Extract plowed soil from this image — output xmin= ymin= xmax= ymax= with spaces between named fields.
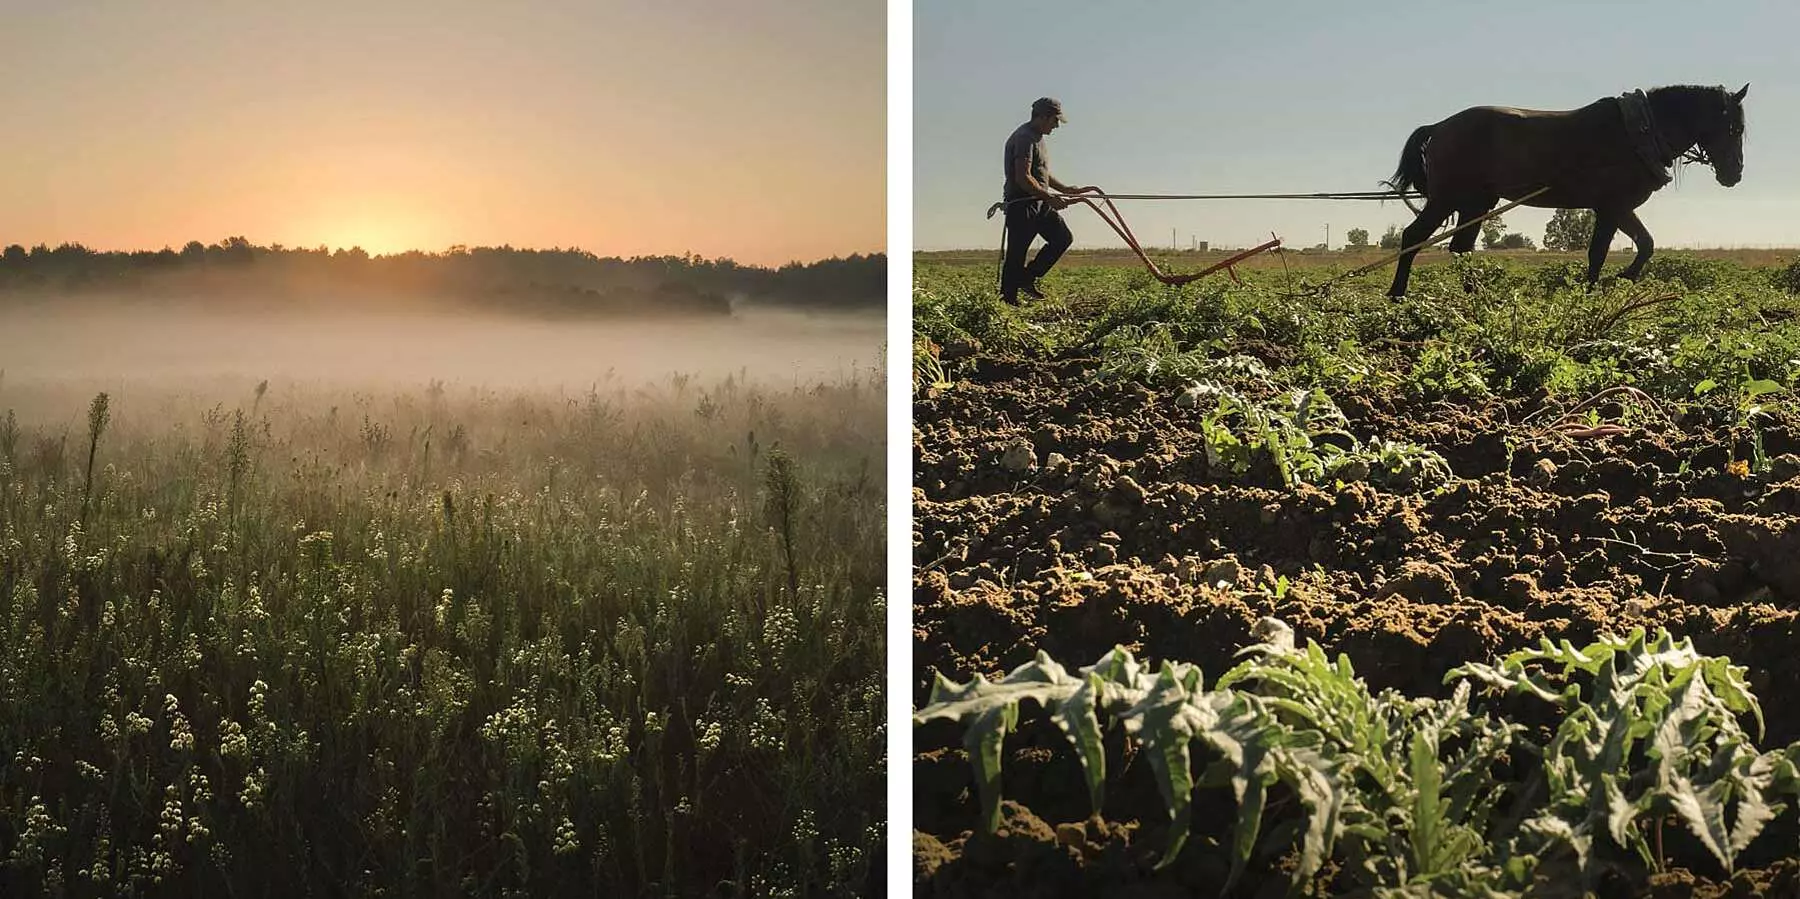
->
xmin=913 ymin=353 xmax=1800 ymax=898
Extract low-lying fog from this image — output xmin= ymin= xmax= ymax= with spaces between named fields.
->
xmin=0 ymin=298 xmax=885 ymax=403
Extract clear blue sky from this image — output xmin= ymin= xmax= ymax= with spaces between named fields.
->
xmin=914 ymin=1 xmax=1800 ymax=252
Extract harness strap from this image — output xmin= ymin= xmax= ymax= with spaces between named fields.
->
xmin=1619 ymin=90 xmax=1675 ymax=186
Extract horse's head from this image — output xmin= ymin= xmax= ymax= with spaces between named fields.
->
xmin=1699 ymin=83 xmax=1748 ymax=187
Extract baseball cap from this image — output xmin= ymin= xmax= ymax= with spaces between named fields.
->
xmin=1032 ymin=97 xmax=1066 ymax=122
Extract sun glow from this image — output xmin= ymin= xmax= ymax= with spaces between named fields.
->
xmin=311 ymin=218 xmax=434 ymax=257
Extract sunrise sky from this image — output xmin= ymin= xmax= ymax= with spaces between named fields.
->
xmin=0 ymin=0 xmax=884 ymax=265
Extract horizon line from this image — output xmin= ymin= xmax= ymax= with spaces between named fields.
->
xmin=912 ymin=244 xmax=1800 ymax=254
xmin=0 ymin=239 xmax=887 ymax=268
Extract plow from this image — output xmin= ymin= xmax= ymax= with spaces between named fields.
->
xmin=989 ymin=183 xmax=1554 ymax=291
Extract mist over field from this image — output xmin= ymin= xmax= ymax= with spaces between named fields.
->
xmin=0 ymin=296 xmax=884 ymax=421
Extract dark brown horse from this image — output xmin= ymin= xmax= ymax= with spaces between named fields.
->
xmin=1382 ymin=83 xmax=1748 ymax=298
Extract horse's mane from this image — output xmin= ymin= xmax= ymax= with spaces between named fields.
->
xmin=1646 ymin=83 xmax=1740 ymax=124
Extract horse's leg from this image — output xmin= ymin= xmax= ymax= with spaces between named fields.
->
xmin=1448 ymin=200 xmax=1495 ymax=255
xmin=1386 ymin=198 xmax=1455 ymax=299
xmin=1614 ymin=210 xmax=1654 ymax=281
xmin=1585 ymin=211 xmax=1619 ymax=287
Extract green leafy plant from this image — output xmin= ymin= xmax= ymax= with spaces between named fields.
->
xmin=916 ymin=622 xmax=1800 ymax=896
xmin=1408 ymin=342 xmax=1493 ymax=401
xmin=1695 ymin=374 xmax=1784 ymax=474
xmin=1190 ymin=389 xmax=1452 ymax=491
xmin=1098 ymin=324 xmax=1274 ymax=390
xmin=913 ymin=337 xmax=954 ymax=393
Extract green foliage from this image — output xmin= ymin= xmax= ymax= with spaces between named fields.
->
xmin=912 ymin=336 xmax=953 ymax=393
xmin=764 ymin=445 xmax=803 ymax=597
xmin=913 ymin=250 xmax=1796 ymax=408
xmin=1346 ymin=228 xmax=1371 ymax=249
xmin=1408 ymin=342 xmax=1492 ymax=401
xmin=1641 ymin=254 xmax=1733 ymax=290
xmin=1189 ymin=389 xmax=1453 ymax=492
xmin=1099 ymin=325 xmax=1272 ymax=389
xmin=1695 ymin=374 xmax=1787 ymax=473
xmin=1450 ymin=629 xmax=1790 ymax=879
xmin=917 ymin=623 xmax=1800 ymax=896
xmin=0 ymin=378 xmax=885 ymax=897
xmin=912 ymin=282 xmax=1050 ymax=359
xmin=1543 ymin=208 xmax=1596 ymax=252
xmin=1773 ymin=257 xmax=1800 ymax=294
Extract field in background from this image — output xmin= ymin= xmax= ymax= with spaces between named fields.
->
xmin=917 ymin=244 xmax=1800 ymax=273
xmin=911 ymin=251 xmax=1800 ymax=895
xmin=1 ymin=366 xmax=885 ymax=897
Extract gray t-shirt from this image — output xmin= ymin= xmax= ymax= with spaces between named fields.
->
xmin=1002 ymin=122 xmax=1048 ymax=202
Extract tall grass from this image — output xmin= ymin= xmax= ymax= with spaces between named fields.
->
xmin=0 ymin=371 xmax=885 ymax=897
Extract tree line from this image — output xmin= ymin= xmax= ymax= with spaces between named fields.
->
xmin=1345 ymin=208 xmax=1599 ymax=252
xmin=0 ymin=239 xmax=885 ymax=314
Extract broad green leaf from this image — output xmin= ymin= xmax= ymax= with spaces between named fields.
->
xmin=966 ymin=702 xmax=1017 ymax=834
xmin=1602 ymin=774 xmax=1649 ymax=865
xmin=1227 ymin=743 xmax=1270 ymax=889
xmin=913 ymin=651 xmax=1090 ymax=835
xmin=1728 ymin=776 xmax=1780 ymax=862
xmin=1410 ymin=726 xmax=1447 ymax=873
xmin=1701 ymin=657 xmax=1763 ymax=740
xmin=1741 ymin=378 xmax=1783 ymax=398
xmin=1048 ymin=674 xmax=1107 ymax=814
xmin=1121 ymin=662 xmax=1209 ymax=870
xmin=1668 ymin=775 xmax=1741 ymax=872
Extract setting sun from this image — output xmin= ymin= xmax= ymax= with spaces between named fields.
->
xmin=310 ymin=212 xmax=439 ymax=257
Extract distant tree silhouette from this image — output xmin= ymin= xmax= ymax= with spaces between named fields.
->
xmin=0 ymin=238 xmax=885 ymax=314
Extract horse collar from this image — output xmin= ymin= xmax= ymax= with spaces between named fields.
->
xmin=1618 ymin=90 xmax=1674 ymax=187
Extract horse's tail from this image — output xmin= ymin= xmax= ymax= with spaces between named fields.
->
xmin=1383 ymin=124 xmax=1435 ymax=213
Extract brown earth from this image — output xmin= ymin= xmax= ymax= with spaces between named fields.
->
xmin=912 ymin=353 xmax=1800 ymax=897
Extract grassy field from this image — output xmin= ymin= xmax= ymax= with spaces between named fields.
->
xmin=0 ymin=370 xmax=885 ymax=897
xmin=915 ymin=244 xmax=1800 ymax=273
xmin=911 ymin=249 xmax=1800 ymax=896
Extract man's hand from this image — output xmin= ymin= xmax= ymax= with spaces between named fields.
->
xmin=1047 ymin=196 xmax=1072 ymax=210
xmin=1065 ymin=185 xmax=1101 ymax=195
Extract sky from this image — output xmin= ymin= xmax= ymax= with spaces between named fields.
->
xmin=0 ymin=0 xmax=884 ymax=265
xmin=914 ymin=1 xmax=1800 ymax=252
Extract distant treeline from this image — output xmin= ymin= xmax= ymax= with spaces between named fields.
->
xmin=0 ymin=239 xmax=884 ymax=316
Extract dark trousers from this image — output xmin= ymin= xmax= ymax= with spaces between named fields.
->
xmin=1000 ymin=199 xmax=1072 ymax=300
